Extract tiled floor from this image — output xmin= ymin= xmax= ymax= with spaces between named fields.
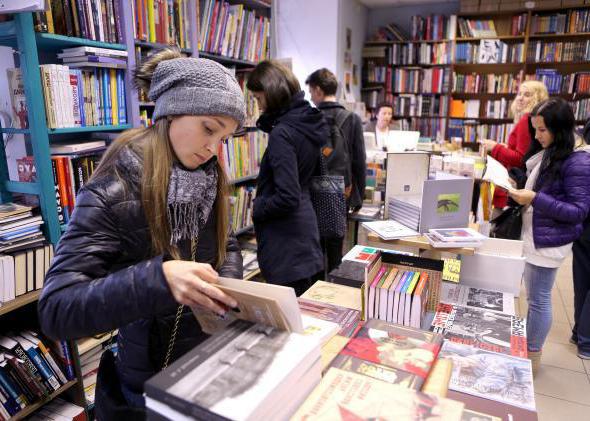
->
xmin=517 ymin=256 xmax=590 ymax=420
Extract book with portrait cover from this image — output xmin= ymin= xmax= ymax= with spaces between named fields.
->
xmin=438 ymin=341 xmax=535 ymax=412
xmin=291 ymin=367 xmax=464 ymax=421
xmin=144 ymin=320 xmax=322 ymax=421
xmin=330 ymin=319 xmax=443 ymax=389
xmin=430 ymin=303 xmax=526 ymax=358
xmin=440 ymin=283 xmax=515 ymax=315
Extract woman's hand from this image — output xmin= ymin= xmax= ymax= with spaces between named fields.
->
xmin=162 ymin=260 xmax=237 ymax=315
xmin=482 ymin=139 xmax=499 ymax=153
xmin=509 ymin=189 xmax=536 ymax=206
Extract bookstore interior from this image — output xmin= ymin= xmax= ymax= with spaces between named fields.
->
xmin=0 ymin=0 xmax=590 ymax=419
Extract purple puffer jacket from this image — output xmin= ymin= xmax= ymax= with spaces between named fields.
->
xmin=532 ymin=149 xmax=590 ymax=248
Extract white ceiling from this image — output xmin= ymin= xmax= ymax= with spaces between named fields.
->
xmin=358 ymin=0 xmax=457 ymax=8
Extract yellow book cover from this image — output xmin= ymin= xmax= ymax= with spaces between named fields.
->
xmin=109 ymin=69 xmax=118 ymax=126
xmin=178 ymin=0 xmax=185 ymax=48
xmin=302 ymin=280 xmax=362 ymax=312
xmin=147 ymin=0 xmax=156 ymax=42
xmin=421 ymin=358 xmax=453 ymax=398
xmin=46 ymin=1 xmax=55 ymax=33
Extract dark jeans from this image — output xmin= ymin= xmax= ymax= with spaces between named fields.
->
xmin=320 ymin=236 xmax=344 ymax=279
xmin=572 ymin=232 xmax=590 ymax=352
xmin=287 ymin=277 xmax=315 ymax=297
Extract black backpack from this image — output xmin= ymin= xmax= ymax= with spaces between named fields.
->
xmin=322 ymin=109 xmax=352 ymax=187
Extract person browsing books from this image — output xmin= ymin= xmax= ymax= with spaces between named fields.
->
xmin=38 ymin=49 xmax=246 ymax=417
xmin=482 ymin=81 xmax=549 ymax=218
xmin=506 ymin=98 xmax=590 ymax=375
xmin=247 ymin=60 xmax=326 ymax=296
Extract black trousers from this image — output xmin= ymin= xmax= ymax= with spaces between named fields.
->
xmin=320 ymin=236 xmax=344 ymax=278
xmin=287 ymin=277 xmax=315 ymax=297
xmin=572 ymin=231 xmax=590 ymax=352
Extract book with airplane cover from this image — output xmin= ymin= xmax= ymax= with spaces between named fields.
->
xmin=438 ymin=341 xmax=535 ymax=411
xmin=297 ymin=298 xmax=361 ymax=338
xmin=291 ymin=367 xmax=464 ymax=421
xmin=145 ymin=320 xmax=321 ymax=421
xmin=430 ymin=303 xmax=526 ymax=357
xmin=332 ymin=319 xmax=443 ymax=389
xmin=440 ymin=283 xmax=515 ymax=315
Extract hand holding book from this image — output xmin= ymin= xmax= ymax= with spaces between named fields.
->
xmin=162 ymin=261 xmax=238 ymax=316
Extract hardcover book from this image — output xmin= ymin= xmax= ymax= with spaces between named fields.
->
xmin=301 ymin=281 xmax=362 ymax=312
xmin=291 ymin=367 xmax=464 ymax=421
xmin=430 ymin=303 xmax=526 ymax=357
xmin=439 ymin=341 xmax=535 ymax=411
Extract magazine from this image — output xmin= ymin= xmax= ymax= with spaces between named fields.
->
xmin=291 ymin=367 xmax=464 ymax=421
xmin=439 ymin=341 xmax=535 ymax=411
xmin=441 ymin=283 xmax=515 ymax=315
xmin=430 ymin=303 xmax=526 ymax=357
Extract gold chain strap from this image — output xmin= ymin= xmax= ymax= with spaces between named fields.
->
xmin=162 ymin=239 xmax=198 ymax=369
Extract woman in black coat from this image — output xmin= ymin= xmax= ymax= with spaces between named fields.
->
xmin=38 ymin=49 xmax=245 ymax=417
xmin=247 ymin=61 xmax=327 ymax=295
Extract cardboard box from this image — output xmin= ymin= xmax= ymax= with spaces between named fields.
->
xmin=479 ymin=2 xmax=500 ymax=11
xmin=499 ymin=0 xmax=526 ymax=10
xmin=562 ymin=0 xmax=584 ymax=6
xmin=460 ymin=0 xmax=480 ymax=12
xmin=531 ymin=0 xmax=563 ymax=8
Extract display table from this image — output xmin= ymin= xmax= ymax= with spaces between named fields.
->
xmin=365 ymin=231 xmax=476 ymax=259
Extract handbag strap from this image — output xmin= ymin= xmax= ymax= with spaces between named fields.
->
xmin=162 ymin=238 xmax=198 ymax=369
xmin=318 ymin=151 xmax=328 ymax=176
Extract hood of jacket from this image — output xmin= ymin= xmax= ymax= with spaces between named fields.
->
xmin=257 ymin=91 xmax=328 ymax=146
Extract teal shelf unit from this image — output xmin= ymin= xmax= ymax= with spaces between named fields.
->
xmin=0 ymin=13 xmax=132 ymax=246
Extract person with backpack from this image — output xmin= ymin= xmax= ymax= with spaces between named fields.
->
xmin=306 ymin=68 xmax=366 ymax=274
xmin=247 ymin=60 xmax=327 ymax=296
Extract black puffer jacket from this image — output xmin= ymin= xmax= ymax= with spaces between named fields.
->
xmin=38 ymin=152 xmax=242 ymax=397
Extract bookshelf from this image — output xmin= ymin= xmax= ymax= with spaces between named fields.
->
xmin=362 ymin=4 xmax=590 ymax=142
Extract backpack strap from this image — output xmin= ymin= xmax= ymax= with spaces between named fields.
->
xmin=334 ymin=108 xmax=352 ymax=129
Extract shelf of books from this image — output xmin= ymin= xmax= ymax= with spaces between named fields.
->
xmin=362 ymin=3 xmax=590 ymax=143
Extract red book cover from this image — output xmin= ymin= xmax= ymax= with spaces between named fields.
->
xmin=207 ymin=1 xmax=220 ymax=52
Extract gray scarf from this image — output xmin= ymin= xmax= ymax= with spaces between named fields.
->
xmin=119 ymin=147 xmax=218 ymax=245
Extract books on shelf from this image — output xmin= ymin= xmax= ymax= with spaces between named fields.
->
xmin=393 ymin=94 xmax=448 ymax=118
xmin=229 ymin=185 xmax=256 ymax=233
xmin=452 ymin=72 xmax=522 ymax=94
xmin=198 ymin=0 xmax=271 ymax=62
xmin=218 ymin=131 xmax=268 ymax=182
xmin=439 ymin=341 xmax=535 ymax=411
xmin=1 ymin=243 xmax=53 ymax=304
xmin=573 ymin=98 xmax=590 ymax=121
xmin=391 ymin=67 xmax=449 ymax=93
xmin=388 ymin=41 xmax=452 ymax=65
xmin=292 ymin=367 xmax=464 ymax=421
xmin=449 ymin=99 xmax=480 ymax=118
xmin=431 ymin=303 xmax=527 ymax=358
xmin=238 ymin=73 xmax=262 ymax=126
xmin=133 ymin=0 xmax=192 ymax=49
xmin=440 ymin=282 xmax=515 ymax=316
xmin=410 ymin=14 xmax=456 ymax=41
xmin=531 ymin=69 xmax=590 ymax=95
xmin=40 ymin=60 xmax=127 ymax=129
xmin=457 ymin=18 xmax=497 ymax=38
xmin=77 ymin=334 xmax=116 ymax=406
xmin=29 ymin=398 xmax=86 ymax=421
xmin=449 ymin=120 xmax=514 ymax=144
xmin=369 ymin=22 xmax=409 ymax=42
xmin=34 ymin=0 xmax=124 ymax=44
xmin=454 ymin=41 xmax=524 ymax=64
xmin=145 ymin=319 xmax=322 ymax=421
xmin=6 ymin=68 xmax=28 ymax=130
xmin=527 ymin=40 xmax=590 ymax=63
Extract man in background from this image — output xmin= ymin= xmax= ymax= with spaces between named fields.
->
xmin=306 ymin=68 xmax=366 ymax=273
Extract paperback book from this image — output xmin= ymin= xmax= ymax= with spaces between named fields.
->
xmin=430 ymin=303 xmax=526 ymax=358
xmin=440 ymin=283 xmax=515 ymax=315
xmin=297 ymin=298 xmax=361 ymax=338
xmin=362 ymin=220 xmax=420 ymax=240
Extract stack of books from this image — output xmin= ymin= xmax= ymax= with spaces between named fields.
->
xmin=425 ymin=227 xmax=486 ymax=249
xmin=362 ymin=219 xmax=419 ymax=240
xmin=0 ymin=331 xmax=75 ymax=418
xmin=0 ymin=204 xmax=44 ymax=253
xmin=388 ymin=196 xmax=422 ymax=231
xmin=28 ymin=398 xmax=86 ymax=421
xmin=1 ymin=243 xmax=53 ymax=304
xmin=77 ymin=334 xmax=117 ymax=406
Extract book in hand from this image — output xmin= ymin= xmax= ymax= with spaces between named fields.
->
xmin=441 ymin=283 xmax=515 ymax=315
xmin=330 ymin=319 xmax=443 ymax=390
xmin=482 ymin=156 xmax=515 ymax=192
xmin=193 ymin=277 xmax=303 ymax=335
xmin=144 ymin=320 xmax=322 ymax=421
xmin=362 ymin=220 xmax=420 ymax=240
xmin=291 ymin=367 xmax=465 ymax=421
xmin=430 ymin=303 xmax=526 ymax=358
xmin=438 ymin=341 xmax=535 ymax=411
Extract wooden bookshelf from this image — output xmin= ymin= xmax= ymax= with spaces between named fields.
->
xmin=0 ymin=290 xmax=41 ymax=317
xmin=362 ymin=4 xmax=590 ymax=142
xmin=10 ymin=380 xmax=78 ymax=421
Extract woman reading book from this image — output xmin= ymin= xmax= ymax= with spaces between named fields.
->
xmin=38 ymin=49 xmax=245 ymax=417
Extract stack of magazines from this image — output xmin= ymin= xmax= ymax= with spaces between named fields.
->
xmin=425 ymin=227 xmax=486 ymax=248
xmin=0 ymin=203 xmax=45 ymax=253
xmin=388 ymin=196 xmax=422 ymax=231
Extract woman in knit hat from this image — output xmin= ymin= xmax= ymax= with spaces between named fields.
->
xmin=38 ymin=49 xmax=246 ymax=417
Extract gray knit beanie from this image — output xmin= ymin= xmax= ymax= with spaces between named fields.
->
xmin=149 ymin=57 xmax=246 ymax=126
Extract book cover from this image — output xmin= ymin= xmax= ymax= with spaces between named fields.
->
xmin=339 ymin=319 xmax=443 ymax=380
xmin=144 ymin=320 xmax=321 ymax=421
xmin=301 ymin=281 xmax=362 ymax=312
xmin=430 ymin=303 xmax=526 ymax=357
xmin=439 ymin=341 xmax=535 ymax=411
xmin=6 ymin=69 xmax=28 ymax=129
xmin=291 ymin=367 xmax=464 ymax=421
xmin=440 ymin=283 xmax=515 ymax=315
xmin=16 ymin=157 xmax=37 ymax=183
xmin=447 ymin=390 xmax=536 ymax=421
xmin=297 ymin=298 xmax=361 ymax=338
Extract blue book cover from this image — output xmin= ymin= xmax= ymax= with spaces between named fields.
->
xmin=0 ymin=365 xmax=25 ymax=412
xmin=94 ymin=69 xmax=103 ymax=126
xmin=20 ymin=341 xmax=60 ymax=391
xmin=76 ymin=70 xmax=86 ymax=127
xmin=101 ymin=69 xmax=112 ymax=126
xmin=116 ymin=70 xmax=127 ymax=125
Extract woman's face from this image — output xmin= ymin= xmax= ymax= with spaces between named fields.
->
xmin=251 ymin=91 xmax=267 ymax=112
xmin=531 ymin=115 xmax=554 ymax=149
xmin=515 ymin=85 xmax=534 ymax=113
xmin=376 ymin=106 xmax=393 ymax=128
xmin=168 ymin=115 xmax=238 ymax=170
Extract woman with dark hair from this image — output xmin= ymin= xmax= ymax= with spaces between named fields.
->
xmin=571 ymin=118 xmax=590 ymax=359
xmin=507 ymin=98 xmax=590 ymax=374
xmin=247 ymin=60 xmax=327 ymax=295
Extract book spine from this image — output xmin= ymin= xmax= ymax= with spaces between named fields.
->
xmin=0 ymin=366 xmax=26 ymax=410
xmin=6 ymin=357 xmax=43 ymax=400
xmin=69 ymin=71 xmax=82 ymax=127
xmin=69 ymin=0 xmax=81 ymax=37
xmin=51 ymin=0 xmax=67 ymax=35
xmin=117 ymin=70 xmax=126 ymax=125
xmin=23 ymin=346 xmax=60 ymax=391
xmin=76 ymin=0 xmax=88 ymax=39
xmin=62 ymin=0 xmax=75 ymax=36
xmin=50 ymin=158 xmax=66 ymax=225
xmin=60 ymin=341 xmax=76 ymax=381
xmin=112 ymin=0 xmax=123 ymax=43
xmin=105 ymin=0 xmax=115 ymax=43
xmin=110 ymin=69 xmax=118 ymax=126
xmin=147 ymin=0 xmax=156 ymax=42
xmin=35 ymin=341 xmax=68 ymax=385
xmin=8 ymin=344 xmax=50 ymax=396
xmin=102 ymin=69 xmax=112 ymax=125
xmin=0 ymin=379 xmax=20 ymax=416
xmin=100 ymin=0 xmax=109 ymax=43
xmin=54 ymin=157 xmax=71 ymax=222
xmin=85 ymin=0 xmax=95 ymax=40
xmin=3 ymin=362 xmax=34 ymax=404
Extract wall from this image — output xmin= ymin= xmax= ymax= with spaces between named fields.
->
xmin=338 ymin=0 xmax=368 ymax=101
xmin=366 ymin=1 xmax=459 ymax=39
xmin=274 ymin=0 xmax=339 ymax=98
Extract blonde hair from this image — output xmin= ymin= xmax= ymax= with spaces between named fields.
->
xmin=91 ymin=48 xmax=229 ymax=265
xmin=511 ymin=80 xmax=549 ymax=122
